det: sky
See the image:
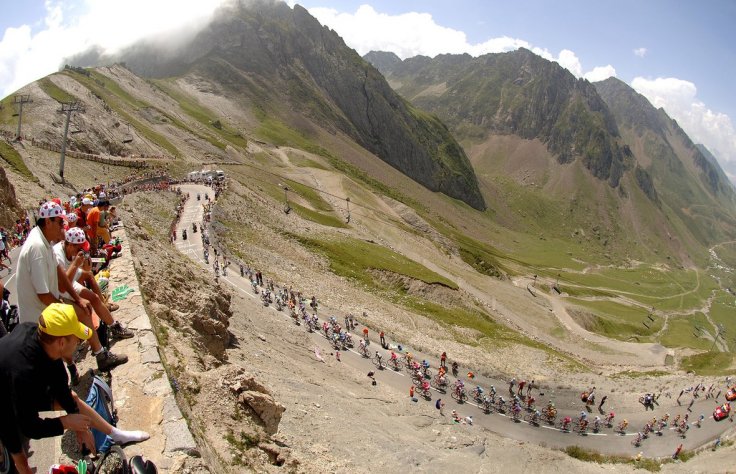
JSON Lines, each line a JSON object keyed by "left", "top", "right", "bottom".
{"left": 1, "top": 0, "right": 735, "bottom": 178}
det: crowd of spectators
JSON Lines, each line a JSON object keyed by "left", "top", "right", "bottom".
{"left": 0, "top": 184, "right": 150, "bottom": 473}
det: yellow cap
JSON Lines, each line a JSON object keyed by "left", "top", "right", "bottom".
{"left": 39, "top": 303, "right": 92, "bottom": 340}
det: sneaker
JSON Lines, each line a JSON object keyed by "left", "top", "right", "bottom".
{"left": 110, "top": 321, "right": 134, "bottom": 339}
{"left": 67, "top": 363, "right": 80, "bottom": 386}
{"left": 96, "top": 349, "right": 128, "bottom": 372}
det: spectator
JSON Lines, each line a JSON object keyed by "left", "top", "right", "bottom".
{"left": 54, "top": 227, "right": 133, "bottom": 340}
{"left": 16, "top": 201, "right": 127, "bottom": 373}
{"left": 96, "top": 200, "right": 112, "bottom": 245}
{"left": 0, "top": 304, "right": 149, "bottom": 474}
{"left": 85, "top": 200, "right": 101, "bottom": 252}
{"left": 75, "top": 198, "right": 92, "bottom": 235}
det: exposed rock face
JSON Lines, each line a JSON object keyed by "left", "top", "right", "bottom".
{"left": 220, "top": 367, "right": 286, "bottom": 435}
{"left": 0, "top": 166, "right": 24, "bottom": 227}
{"left": 124, "top": 214, "right": 232, "bottom": 364}
{"left": 368, "top": 48, "right": 630, "bottom": 187}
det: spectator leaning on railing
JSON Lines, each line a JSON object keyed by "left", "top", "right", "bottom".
{"left": 0, "top": 304, "right": 149, "bottom": 474}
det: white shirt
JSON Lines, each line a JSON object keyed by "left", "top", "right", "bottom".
{"left": 16, "top": 226, "right": 60, "bottom": 324}
{"left": 53, "top": 242, "right": 85, "bottom": 298}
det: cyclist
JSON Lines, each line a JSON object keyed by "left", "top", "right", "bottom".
{"left": 605, "top": 411, "right": 615, "bottom": 425}
{"left": 593, "top": 416, "right": 601, "bottom": 431}
{"left": 421, "top": 379, "right": 431, "bottom": 395}
{"left": 618, "top": 419, "right": 629, "bottom": 432}
{"left": 579, "top": 418, "right": 589, "bottom": 432}
{"left": 578, "top": 411, "right": 587, "bottom": 424}
{"left": 512, "top": 402, "right": 522, "bottom": 420}
{"left": 454, "top": 379, "right": 465, "bottom": 395}
{"left": 473, "top": 385, "right": 484, "bottom": 400}
{"left": 561, "top": 416, "right": 572, "bottom": 430}
{"left": 533, "top": 410, "right": 541, "bottom": 424}
{"left": 526, "top": 395, "right": 536, "bottom": 410}
{"left": 374, "top": 351, "right": 383, "bottom": 366}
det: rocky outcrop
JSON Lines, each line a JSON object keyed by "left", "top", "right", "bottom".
{"left": 0, "top": 165, "right": 24, "bottom": 227}
{"left": 124, "top": 214, "right": 232, "bottom": 364}
{"left": 220, "top": 367, "right": 286, "bottom": 435}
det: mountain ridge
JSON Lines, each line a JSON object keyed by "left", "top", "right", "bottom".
{"left": 64, "top": 1, "right": 486, "bottom": 211}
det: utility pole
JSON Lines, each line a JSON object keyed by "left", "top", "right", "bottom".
{"left": 14, "top": 94, "right": 32, "bottom": 140}
{"left": 58, "top": 101, "right": 83, "bottom": 181}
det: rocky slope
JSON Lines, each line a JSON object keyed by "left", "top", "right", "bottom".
{"left": 0, "top": 164, "right": 23, "bottom": 227}
{"left": 594, "top": 77, "right": 736, "bottom": 247}
{"left": 367, "top": 48, "right": 629, "bottom": 186}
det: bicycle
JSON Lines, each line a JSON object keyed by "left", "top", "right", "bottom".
{"left": 373, "top": 354, "right": 386, "bottom": 370}
{"left": 431, "top": 375, "right": 449, "bottom": 392}
{"left": 524, "top": 413, "right": 541, "bottom": 425}
{"left": 632, "top": 433, "right": 643, "bottom": 447}
{"left": 556, "top": 420, "right": 572, "bottom": 432}
{"left": 389, "top": 358, "right": 401, "bottom": 371}
{"left": 451, "top": 387, "right": 467, "bottom": 404}
{"left": 359, "top": 345, "right": 371, "bottom": 358}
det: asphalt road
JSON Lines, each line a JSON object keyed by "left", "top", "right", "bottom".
{"left": 175, "top": 183, "right": 734, "bottom": 459}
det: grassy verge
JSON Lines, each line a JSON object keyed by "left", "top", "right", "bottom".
{"left": 38, "top": 77, "right": 78, "bottom": 103}
{"left": 563, "top": 445, "right": 693, "bottom": 471}
{"left": 290, "top": 234, "right": 457, "bottom": 289}
{"left": 0, "top": 140, "right": 38, "bottom": 182}
{"left": 660, "top": 313, "right": 713, "bottom": 351}
{"left": 566, "top": 298, "right": 661, "bottom": 341}
{"left": 679, "top": 352, "right": 734, "bottom": 375}
{"left": 290, "top": 201, "right": 347, "bottom": 228}
{"left": 610, "top": 370, "right": 671, "bottom": 379}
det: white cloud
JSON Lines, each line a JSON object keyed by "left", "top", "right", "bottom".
{"left": 308, "top": 5, "right": 612, "bottom": 81}
{"left": 632, "top": 76, "right": 736, "bottom": 172}
{"left": 634, "top": 47, "right": 647, "bottom": 58}
{"left": 0, "top": 0, "right": 229, "bottom": 98}
{"left": 584, "top": 65, "right": 616, "bottom": 82}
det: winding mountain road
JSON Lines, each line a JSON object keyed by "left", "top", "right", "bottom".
{"left": 175, "top": 183, "right": 734, "bottom": 459}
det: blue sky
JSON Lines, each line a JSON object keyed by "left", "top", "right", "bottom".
{"left": 1, "top": 0, "right": 735, "bottom": 176}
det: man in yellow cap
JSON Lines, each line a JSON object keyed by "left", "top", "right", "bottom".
{"left": 0, "top": 304, "right": 149, "bottom": 474}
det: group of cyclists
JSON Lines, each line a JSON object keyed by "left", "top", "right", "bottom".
{"left": 178, "top": 183, "right": 723, "bottom": 452}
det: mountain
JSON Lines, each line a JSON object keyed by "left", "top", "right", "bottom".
{"left": 594, "top": 77, "right": 736, "bottom": 245}
{"left": 366, "top": 49, "right": 736, "bottom": 260}
{"left": 368, "top": 48, "right": 630, "bottom": 187}
{"left": 66, "top": 1, "right": 485, "bottom": 210}
{"left": 695, "top": 143, "right": 734, "bottom": 189}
